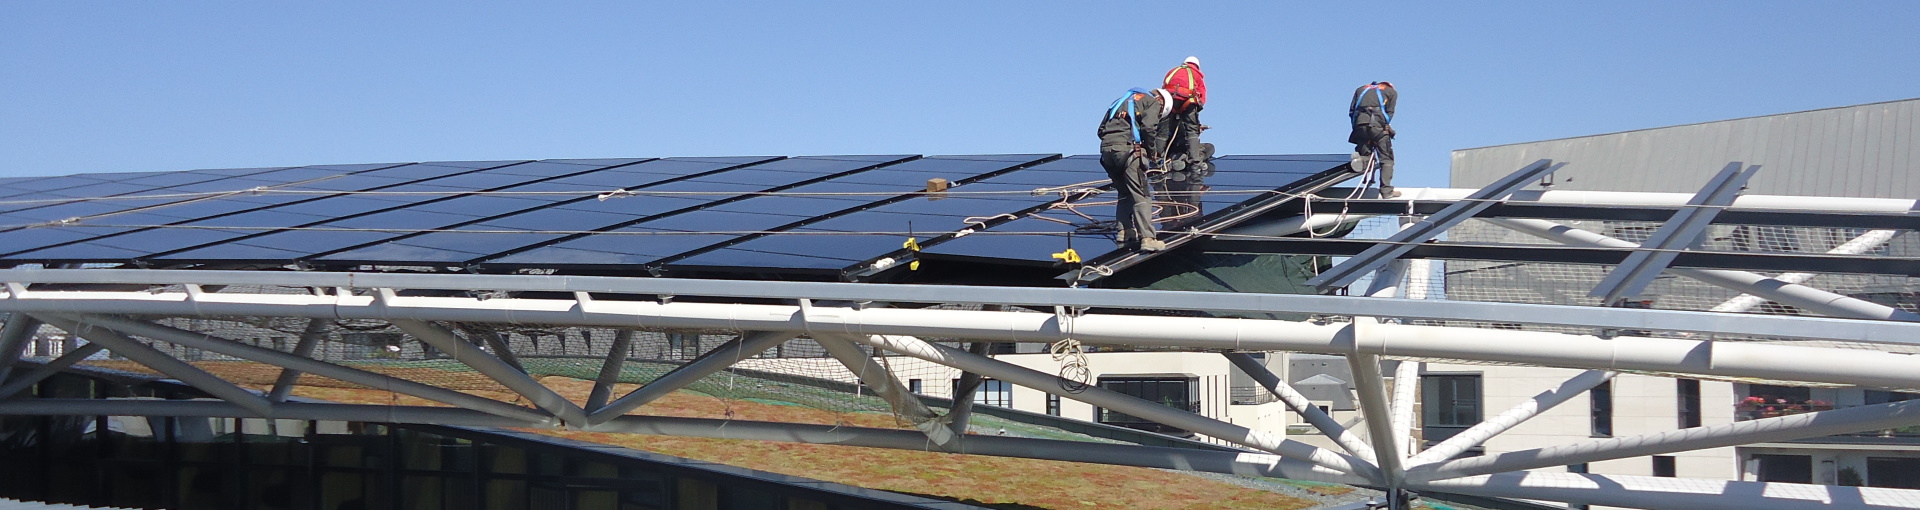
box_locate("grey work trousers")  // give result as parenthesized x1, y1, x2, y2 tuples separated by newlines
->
(1351, 123, 1395, 188)
(1100, 149, 1156, 245)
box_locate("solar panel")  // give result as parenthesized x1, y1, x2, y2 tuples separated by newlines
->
(281, 157, 776, 265)
(0, 154, 1343, 286)
(662, 155, 1083, 272)
(0, 162, 504, 261)
(330, 156, 910, 267)
(150, 160, 634, 263)
(495, 155, 1050, 270)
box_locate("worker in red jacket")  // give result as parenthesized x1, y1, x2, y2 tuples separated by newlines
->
(1161, 57, 1214, 220)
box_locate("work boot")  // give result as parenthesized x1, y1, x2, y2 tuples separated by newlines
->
(1139, 238, 1168, 252)
(1380, 186, 1400, 198)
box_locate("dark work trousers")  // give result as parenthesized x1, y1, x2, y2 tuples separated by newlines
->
(1100, 148, 1156, 245)
(1351, 122, 1395, 188)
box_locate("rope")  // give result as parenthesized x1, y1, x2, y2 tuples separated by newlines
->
(1306, 149, 1380, 238)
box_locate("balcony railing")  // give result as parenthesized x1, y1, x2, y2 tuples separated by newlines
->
(1737, 401, 1920, 438)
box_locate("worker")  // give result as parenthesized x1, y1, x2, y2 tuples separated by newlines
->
(1161, 56, 1214, 220)
(1098, 87, 1179, 252)
(1348, 81, 1398, 197)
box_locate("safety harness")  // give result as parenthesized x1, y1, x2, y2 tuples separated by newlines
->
(1106, 87, 1154, 143)
(1350, 83, 1392, 124)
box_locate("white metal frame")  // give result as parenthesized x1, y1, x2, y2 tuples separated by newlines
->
(1, 266, 1919, 509)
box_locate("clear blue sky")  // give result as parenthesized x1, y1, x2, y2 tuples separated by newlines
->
(3, 2, 1916, 189)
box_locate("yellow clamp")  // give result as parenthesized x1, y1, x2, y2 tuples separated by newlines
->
(1051, 248, 1081, 265)
(904, 237, 922, 271)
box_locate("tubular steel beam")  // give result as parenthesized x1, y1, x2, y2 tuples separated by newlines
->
(1406, 399, 1920, 483)
(1224, 352, 1376, 463)
(1412, 472, 1920, 510)
(1488, 217, 1920, 322)
(845, 332, 1382, 480)
(10, 291, 1920, 390)
(1348, 348, 1402, 485)
(1307, 159, 1559, 291)
(267, 318, 329, 402)
(0, 313, 41, 383)
(0, 343, 105, 399)
(3, 268, 1917, 342)
(1407, 370, 1616, 466)
(1590, 163, 1760, 303)
(814, 334, 956, 448)
(1390, 359, 1419, 461)
(586, 330, 797, 426)
(37, 314, 275, 417)
(392, 319, 588, 427)
(64, 314, 551, 424)
(1712, 229, 1902, 313)
(1195, 235, 1920, 278)
(585, 330, 635, 412)
(944, 341, 993, 439)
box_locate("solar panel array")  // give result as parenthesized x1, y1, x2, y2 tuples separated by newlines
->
(0, 154, 1347, 281)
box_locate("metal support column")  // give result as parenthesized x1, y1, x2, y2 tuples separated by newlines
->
(587, 330, 797, 426)
(0, 313, 41, 383)
(393, 319, 588, 427)
(1224, 352, 1376, 462)
(586, 330, 635, 412)
(944, 341, 994, 438)
(267, 318, 330, 402)
(815, 333, 956, 448)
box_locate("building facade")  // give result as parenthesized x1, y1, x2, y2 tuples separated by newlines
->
(1437, 98, 1920, 497)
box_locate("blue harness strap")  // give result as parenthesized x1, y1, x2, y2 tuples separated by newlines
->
(1350, 84, 1391, 124)
(1107, 88, 1153, 143)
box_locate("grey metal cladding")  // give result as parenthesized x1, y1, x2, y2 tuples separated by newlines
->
(1451, 98, 1920, 199)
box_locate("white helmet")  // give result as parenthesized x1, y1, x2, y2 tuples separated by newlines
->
(1183, 56, 1201, 68)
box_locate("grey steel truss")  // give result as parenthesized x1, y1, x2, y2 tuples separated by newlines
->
(1306, 159, 1560, 291)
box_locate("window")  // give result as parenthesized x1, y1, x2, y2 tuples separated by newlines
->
(1653, 456, 1676, 477)
(1421, 374, 1481, 444)
(1568, 463, 1588, 474)
(1046, 394, 1061, 416)
(1866, 390, 1920, 405)
(908, 379, 923, 394)
(979, 380, 1012, 408)
(1754, 454, 1813, 483)
(1677, 379, 1702, 429)
(1868, 457, 1920, 489)
(1096, 376, 1199, 434)
(1591, 380, 1614, 437)
(953, 379, 1013, 408)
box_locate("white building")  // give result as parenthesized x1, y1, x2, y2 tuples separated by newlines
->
(1427, 98, 1920, 495)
